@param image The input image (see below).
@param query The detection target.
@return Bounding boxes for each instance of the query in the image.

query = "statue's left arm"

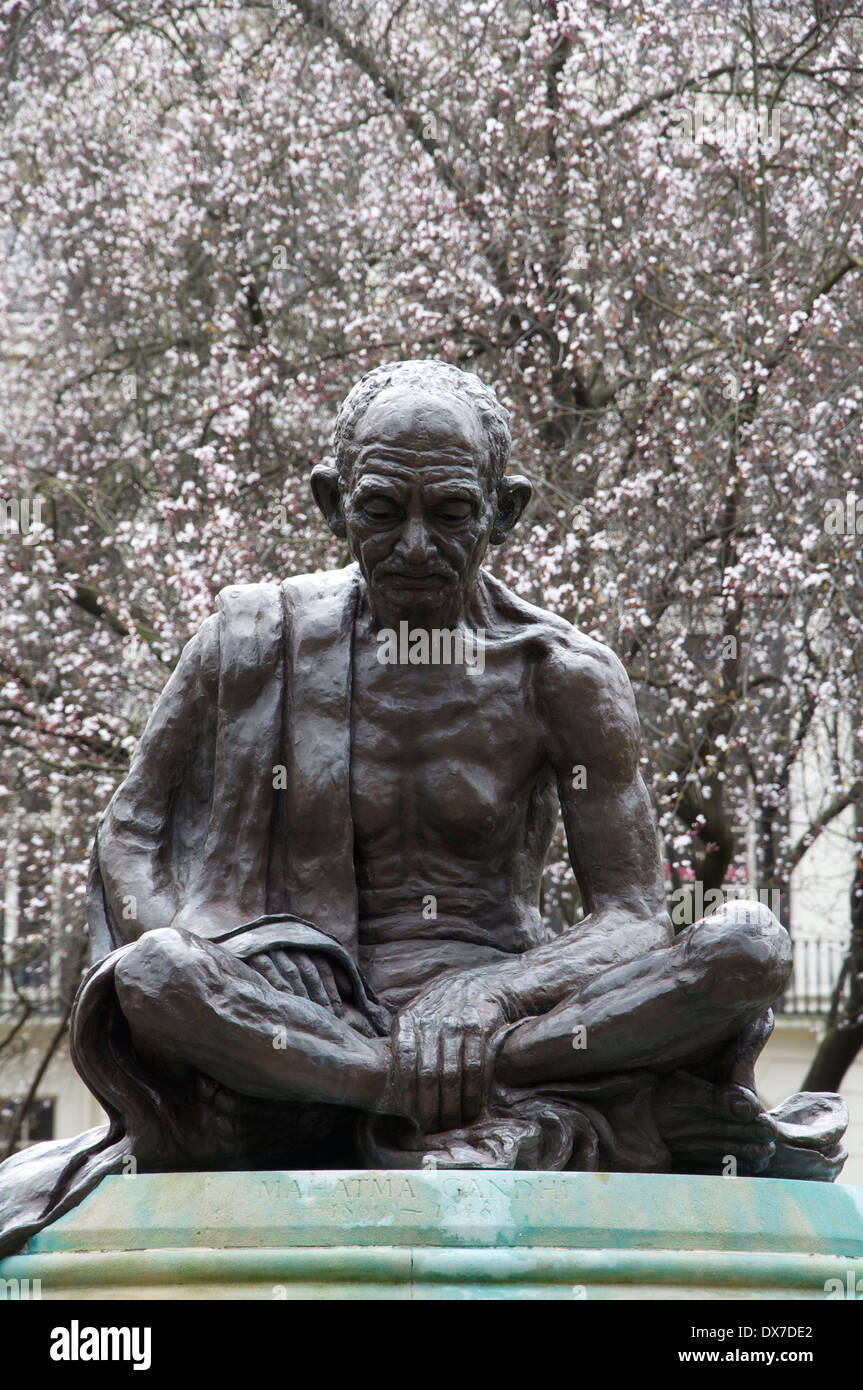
[390,630,674,1131]
[478,631,673,1015]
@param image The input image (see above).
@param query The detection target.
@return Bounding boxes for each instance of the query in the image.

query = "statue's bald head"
[332,359,512,487]
[310,361,531,622]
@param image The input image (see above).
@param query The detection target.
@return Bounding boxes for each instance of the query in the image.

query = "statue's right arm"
[96,613,225,942]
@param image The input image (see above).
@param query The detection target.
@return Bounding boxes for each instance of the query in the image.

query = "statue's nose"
[395,516,435,563]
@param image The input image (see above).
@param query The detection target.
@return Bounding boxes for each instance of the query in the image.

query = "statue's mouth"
[380,571,451,590]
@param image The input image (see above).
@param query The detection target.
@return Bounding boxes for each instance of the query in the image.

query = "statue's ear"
[310,463,347,539]
[490,474,532,544]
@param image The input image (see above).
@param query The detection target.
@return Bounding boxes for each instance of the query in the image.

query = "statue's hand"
[391,974,510,1134]
[249,948,345,1016]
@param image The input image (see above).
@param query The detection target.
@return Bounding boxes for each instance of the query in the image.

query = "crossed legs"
[114,901,791,1133]
[497,900,791,1085]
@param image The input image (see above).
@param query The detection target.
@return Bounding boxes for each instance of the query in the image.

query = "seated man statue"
[0,359,847,1256]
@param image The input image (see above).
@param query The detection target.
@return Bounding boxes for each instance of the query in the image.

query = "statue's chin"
[369,580,461,628]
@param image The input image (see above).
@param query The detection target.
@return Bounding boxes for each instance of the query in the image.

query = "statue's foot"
[758,1092,848,1182]
[655,1073,849,1180]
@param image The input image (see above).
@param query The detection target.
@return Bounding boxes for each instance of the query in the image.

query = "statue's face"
[342,386,496,624]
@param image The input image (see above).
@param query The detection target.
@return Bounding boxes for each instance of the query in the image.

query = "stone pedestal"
[2,1170,863,1299]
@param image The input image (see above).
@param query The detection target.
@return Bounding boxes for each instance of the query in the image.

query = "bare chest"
[349,631,546,848]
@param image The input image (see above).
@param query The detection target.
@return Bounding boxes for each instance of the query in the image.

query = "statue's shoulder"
[280,562,359,608]
[213,563,359,619]
[481,568,566,632]
[481,568,611,660]
[213,578,282,618]
[482,568,633,713]
[203,567,358,687]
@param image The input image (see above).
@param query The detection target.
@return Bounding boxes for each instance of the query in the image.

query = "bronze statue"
[0,360,847,1257]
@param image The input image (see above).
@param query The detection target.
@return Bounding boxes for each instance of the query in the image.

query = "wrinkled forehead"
[349,386,490,479]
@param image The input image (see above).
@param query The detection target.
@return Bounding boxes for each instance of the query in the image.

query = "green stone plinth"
[3,1170,863,1299]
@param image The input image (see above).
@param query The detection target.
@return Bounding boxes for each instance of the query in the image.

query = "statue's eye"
[361,497,400,522]
[436,501,472,524]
